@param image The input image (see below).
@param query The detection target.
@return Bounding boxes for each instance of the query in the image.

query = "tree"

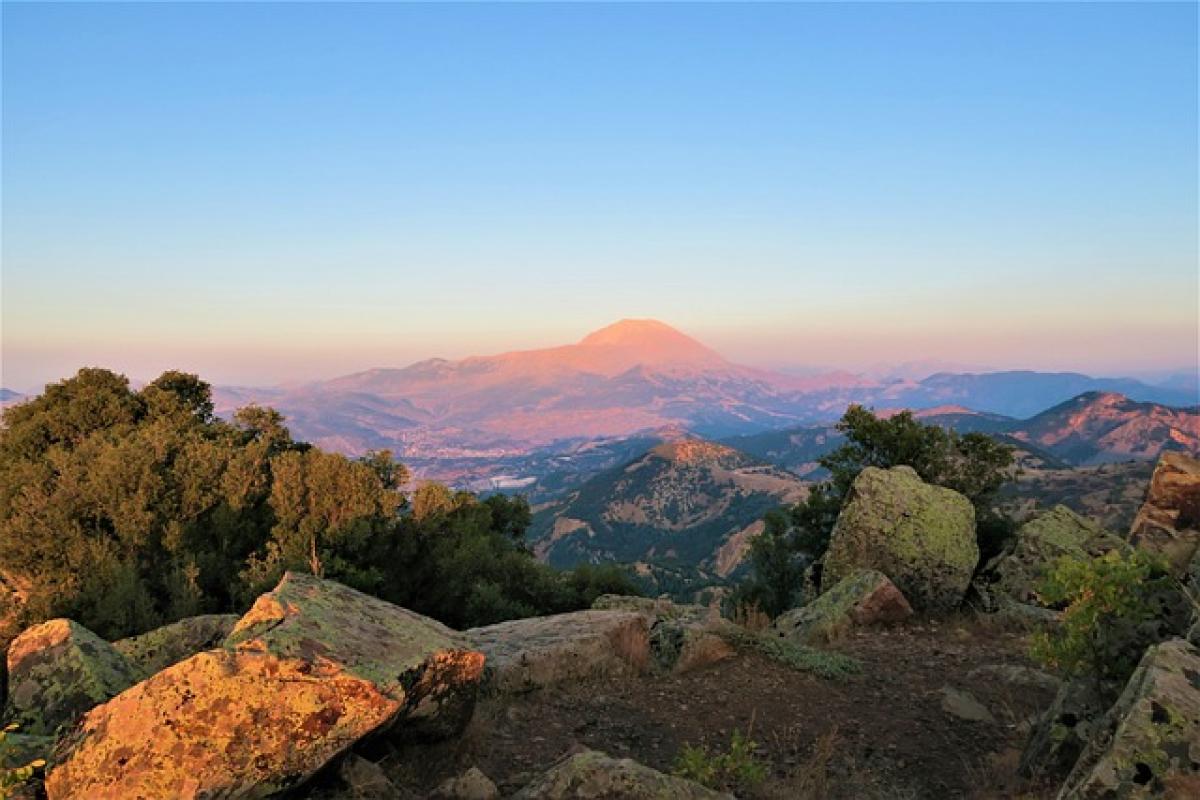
[736,405,1017,617]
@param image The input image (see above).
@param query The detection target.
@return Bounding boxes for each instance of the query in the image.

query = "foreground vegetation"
[0,369,637,642]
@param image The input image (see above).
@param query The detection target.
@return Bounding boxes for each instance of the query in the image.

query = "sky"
[3,1,1197,392]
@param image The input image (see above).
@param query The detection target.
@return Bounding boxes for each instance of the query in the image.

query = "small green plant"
[0,723,46,800]
[673,728,768,792]
[721,628,862,680]
[1031,549,1186,695]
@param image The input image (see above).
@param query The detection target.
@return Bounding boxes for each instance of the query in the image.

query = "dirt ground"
[355,617,1061,799]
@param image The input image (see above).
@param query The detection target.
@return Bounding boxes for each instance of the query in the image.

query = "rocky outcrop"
[514,749,732,799]
[467,610,649,694]
[1129,452,1200,575]
[982,506,1124,607]
[45,572,485,799]
[822,466,978,612]
[773,569,912,645]
[592,595,736,673]
[1058,639,1200,798]
[3,618,139,736]
[113,613,239,680]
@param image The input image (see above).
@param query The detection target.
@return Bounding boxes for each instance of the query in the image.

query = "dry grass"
[732,602,772,633]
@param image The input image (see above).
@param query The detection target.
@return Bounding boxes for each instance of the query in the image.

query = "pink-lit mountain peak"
[575,319,728,369]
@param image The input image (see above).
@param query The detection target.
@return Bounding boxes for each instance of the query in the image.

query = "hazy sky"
[3,2,1197,392]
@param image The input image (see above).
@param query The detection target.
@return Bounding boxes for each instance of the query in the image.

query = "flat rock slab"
[467,609,649,694]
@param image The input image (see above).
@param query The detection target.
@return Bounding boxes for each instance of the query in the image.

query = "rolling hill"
[528,438,806,577]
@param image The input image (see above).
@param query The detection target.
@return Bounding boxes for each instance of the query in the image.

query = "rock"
[1130,452,1200,575]
[3,618,139,736]
[430,766,500,799]
[822,466,978,612]
[1021,678,1115,780]
[967,664,1061,694]
[774,569,912,645]
[513,749,732,799]
[592,595,736,674]
[45,572,485,799]
[1058,639,1200,798]
[466,609,649,694]
[112,613,239,680]
[982,506,1124,606]
[337,754,397,799]
[941,686,996,723]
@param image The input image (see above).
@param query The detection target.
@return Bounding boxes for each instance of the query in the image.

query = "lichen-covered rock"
[514,749,732,799]
[774,569,912,645]
[1020,678,1116,780]
[1058,639,1200,798]
[822,466,978,612]
[3,618,138,736]
[982,506,1123,606]
[467,610,649,694]
[593,595,736,674]
[336,754,397,799]
[1129,452,1200,575]
[45,572,485,799]
[113,613,239,680]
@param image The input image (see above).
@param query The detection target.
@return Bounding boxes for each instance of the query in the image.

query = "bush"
[1031,549,1188,696]
[0,724,45,800]
[673,728,768,793]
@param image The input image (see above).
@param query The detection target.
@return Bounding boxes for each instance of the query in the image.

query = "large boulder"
[45,572,485,799]
[1058,639,1200,798]
[113,612,239,680]
[3,618,139,736]
[822,466,978,612]
[773,569,912,645]
[1129,452,1200,575]
[514,749,732,799]
[592,595,736,674]
[982,506,1124,606]
[467,609,649,694]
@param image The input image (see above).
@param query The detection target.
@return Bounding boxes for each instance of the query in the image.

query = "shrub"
[673,728,768,793]
[1031,549,1187,695]
[0,724,45,800]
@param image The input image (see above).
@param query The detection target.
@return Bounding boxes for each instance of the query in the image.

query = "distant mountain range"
[201,320,1193,469]
[726,392,1199,476]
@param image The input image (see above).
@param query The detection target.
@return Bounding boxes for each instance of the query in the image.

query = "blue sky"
[3,1,1196,390]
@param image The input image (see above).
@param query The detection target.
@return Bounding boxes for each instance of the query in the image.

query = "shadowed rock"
[514,749,732,799]
[467,609,649,694]
[981,505,1124,607]
[592,595,736,673]
[822,466,978,612]
[45,572,485,799]
[774,569,912,646]
[3,618,138,736]
[1058,638,1200,799]
[113,613,239,680]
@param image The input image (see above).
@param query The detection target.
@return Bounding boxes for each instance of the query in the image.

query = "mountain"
[0,389,26,410]
[207,320,1193,480]
[723,393,1195,473]
[1008,392,1200,466]
[528,438,806,577]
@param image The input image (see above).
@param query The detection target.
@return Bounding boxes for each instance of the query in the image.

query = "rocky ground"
[318,617,1057,799]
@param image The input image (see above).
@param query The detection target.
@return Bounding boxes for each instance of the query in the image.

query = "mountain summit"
[576,319,727,370]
